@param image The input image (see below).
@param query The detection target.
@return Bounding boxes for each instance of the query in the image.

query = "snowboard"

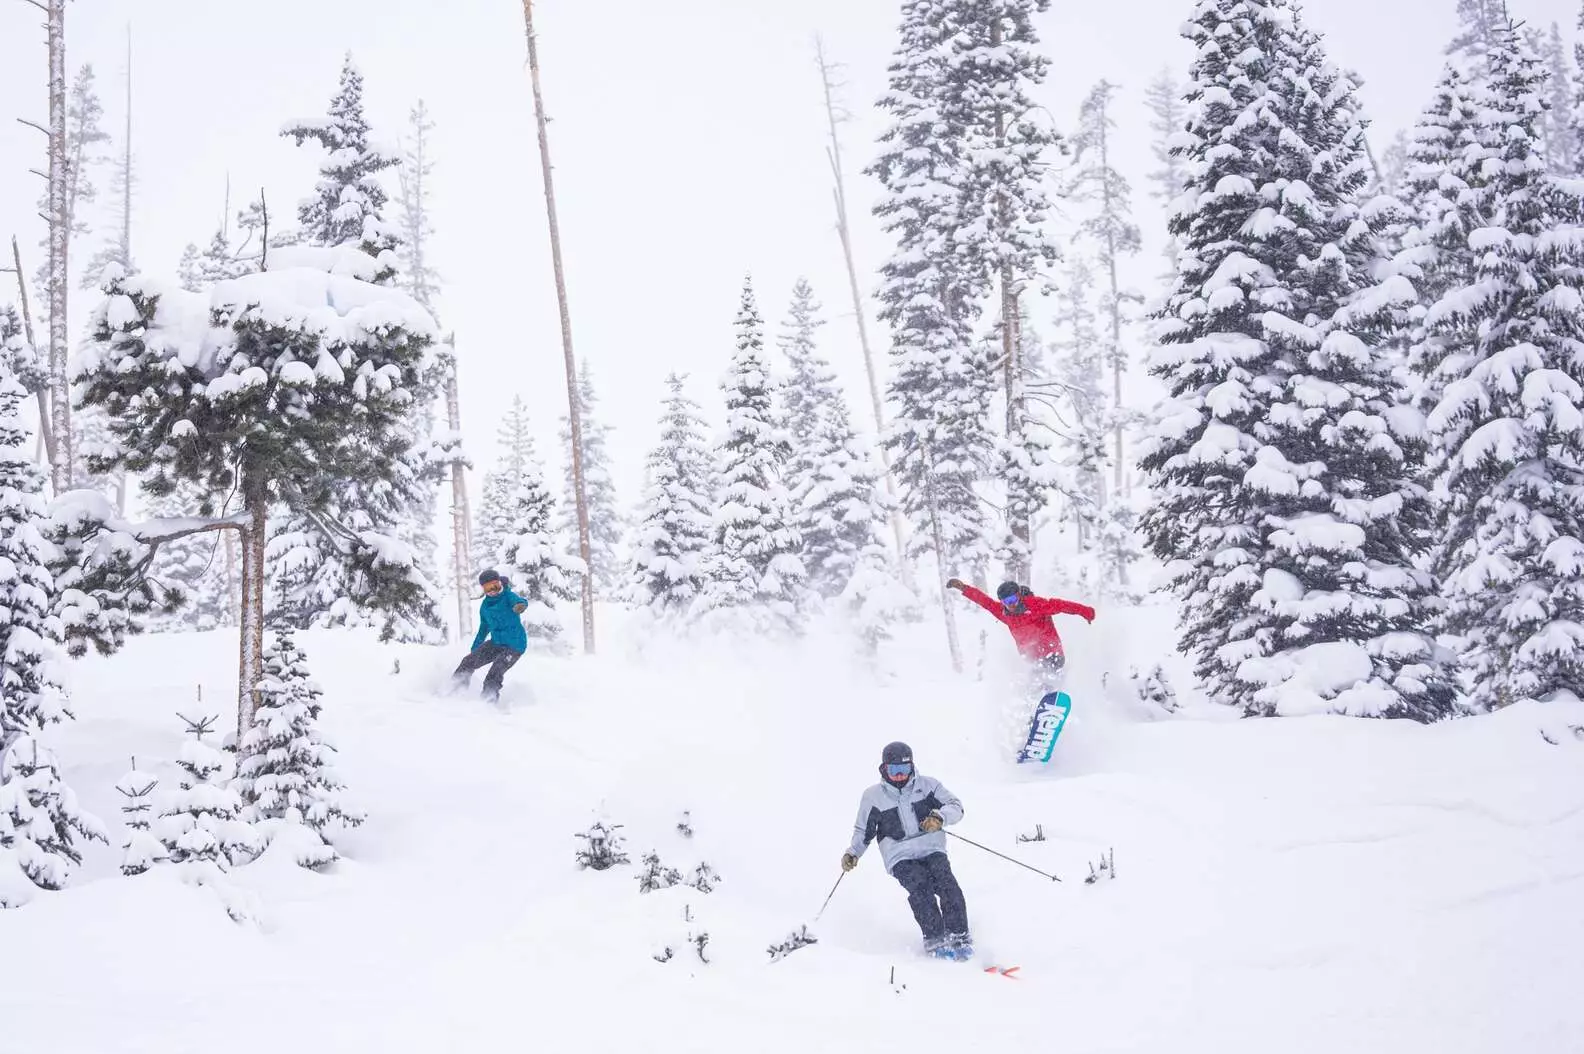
[1017,690,1072,764]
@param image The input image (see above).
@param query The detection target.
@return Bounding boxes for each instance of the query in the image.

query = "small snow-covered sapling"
[767,926,818,962]
[114,758,165,876]
[690,931,710,964]
[638,851,683,893]
[1016,824,1046,844]
[687,861,720,894]
[676,810,693,838]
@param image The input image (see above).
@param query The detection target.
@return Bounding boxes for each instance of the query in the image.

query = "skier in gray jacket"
[840,741,973,959]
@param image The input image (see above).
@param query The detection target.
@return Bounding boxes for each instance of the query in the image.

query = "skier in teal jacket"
[451,569,529,702]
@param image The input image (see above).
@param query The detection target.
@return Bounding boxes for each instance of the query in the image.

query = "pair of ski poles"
[814,831,1060,921]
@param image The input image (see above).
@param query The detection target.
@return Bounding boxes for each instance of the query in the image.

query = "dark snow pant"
[892,852,969,943]
[452,643,522,700]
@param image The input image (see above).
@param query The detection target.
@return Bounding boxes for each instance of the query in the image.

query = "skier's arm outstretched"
[945,579,1007,622]
[1023,595,1096,622]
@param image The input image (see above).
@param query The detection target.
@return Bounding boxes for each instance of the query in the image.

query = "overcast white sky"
[1,0,1578,515]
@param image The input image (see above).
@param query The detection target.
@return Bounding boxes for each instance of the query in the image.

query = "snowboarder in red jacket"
[947,579,1095,677]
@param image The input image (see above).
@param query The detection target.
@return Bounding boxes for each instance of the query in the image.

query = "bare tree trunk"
[222,529,238,628]
[1097,99,1126,501]
[923,469,963,674]
[815,37,909,569]
[5,235,55,468]
[44,0,72,492]
[236,487,267,746]
[522,0,595,655]
[446,349,474,640]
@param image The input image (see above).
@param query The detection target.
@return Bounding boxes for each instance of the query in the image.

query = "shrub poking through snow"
[768,926,818,962]
[1085,848,1116,885]
[575,821,629,871]
[1130,664,1180,714]
[236,631,364,869]
[638,851,684,893]
[115,760,165,876]
[688,862,720,894]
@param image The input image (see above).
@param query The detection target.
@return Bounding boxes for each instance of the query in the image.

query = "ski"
[983,966,1021,978]
[1017,690,1071,764]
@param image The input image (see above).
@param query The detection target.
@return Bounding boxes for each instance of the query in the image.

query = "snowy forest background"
[5,0,1584,898]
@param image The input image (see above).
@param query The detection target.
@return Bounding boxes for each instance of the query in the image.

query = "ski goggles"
[885,763,913,778]
[482,581,504,595]
[999,595,1020,608]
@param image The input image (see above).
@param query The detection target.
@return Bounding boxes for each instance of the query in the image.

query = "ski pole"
[813,871,845,921]
[947,831,1062,883]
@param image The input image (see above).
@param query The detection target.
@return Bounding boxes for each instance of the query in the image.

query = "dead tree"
[521,0,595,654]
[17,0,72,492]
[815,38,909,567]
[2,234,55,467]
[446,346,473,638]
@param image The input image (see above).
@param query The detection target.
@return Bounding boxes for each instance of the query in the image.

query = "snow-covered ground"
[4,603,1583,1054]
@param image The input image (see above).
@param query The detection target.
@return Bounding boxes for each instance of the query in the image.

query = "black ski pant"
[452,643,522,699]
[892,852,969,942]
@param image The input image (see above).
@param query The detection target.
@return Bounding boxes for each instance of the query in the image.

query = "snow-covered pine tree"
[1140,0,1452,720]
[282,54,401,278]
[156,714,256,868]
[0,358,104,897]
[777,277,835,504]
[237,632,362,869]
[81,44,134,292]
[114,761,164,876]
[1447,0,1509,73]
[557,362,622,595]
[1047,254,1107,548]
[0,306,45,396]
[695,278,806,632]
[1539,23,1578,175]
[628,374,715,616]
[500,453,582,649]
[869,1,997,660]
[1418,24,1584,711]
[396,100,441,310]
[1375,129,1412,198]
[473,396,536,566]
[944,0,1061,579]
[1071,79,1143,505]
[1145,68,1189,272]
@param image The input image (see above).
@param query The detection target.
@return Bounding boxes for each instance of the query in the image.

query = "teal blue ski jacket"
[472,587,529,654]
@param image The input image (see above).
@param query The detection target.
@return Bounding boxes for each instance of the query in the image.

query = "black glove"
[840,852,859,872]
[920,811,944,834]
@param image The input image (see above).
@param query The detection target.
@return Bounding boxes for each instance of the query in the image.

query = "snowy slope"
[4,603,1582,1054]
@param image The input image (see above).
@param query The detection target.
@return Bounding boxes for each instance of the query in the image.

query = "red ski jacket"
[959,586,1095,662]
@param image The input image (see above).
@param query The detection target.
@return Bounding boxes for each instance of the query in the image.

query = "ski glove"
[920,811,944,834]
[840,852,859,872]
[946,578,965,591]
[513,603,527,614]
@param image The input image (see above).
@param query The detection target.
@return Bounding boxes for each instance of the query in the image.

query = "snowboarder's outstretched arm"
[1022,595,1096,622]
[947,580,1007,622]
[505,589,529,616]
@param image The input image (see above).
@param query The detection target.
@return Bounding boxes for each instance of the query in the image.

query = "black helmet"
[996,580,1022,601]
[478,568,502,587]
[879,741,915,787]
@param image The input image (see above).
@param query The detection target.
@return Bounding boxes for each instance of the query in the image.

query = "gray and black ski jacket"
[848,775,963,874]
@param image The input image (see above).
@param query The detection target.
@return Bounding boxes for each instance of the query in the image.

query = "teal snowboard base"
[1017,691,1072,764]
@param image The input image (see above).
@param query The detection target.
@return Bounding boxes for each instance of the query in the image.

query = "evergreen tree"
[869,0,997,603]
[557,362,623,595]
[1447,0,1507,72]
[156,715,256,868]
[1049,255,1107,548]
[0,361,104,897]
[1540,23,1577,175]
[395,100,441,310]
[281,54,400,279]
[946,0,1061,577]
[500,458,582,648]
[1071,78,1143,518]
[141,481,234,632]
[473,396,537,566]
[114,762,164,876]
[1145,68,1190,272]
[237,632,363,869]
[0,306,44,396]
[803,399,894,600]
[695,279,806,631]
[628,374,715,615]
[1141,0,1451,720]
[1375,129,1412,198]
[1419,25,1584,710]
